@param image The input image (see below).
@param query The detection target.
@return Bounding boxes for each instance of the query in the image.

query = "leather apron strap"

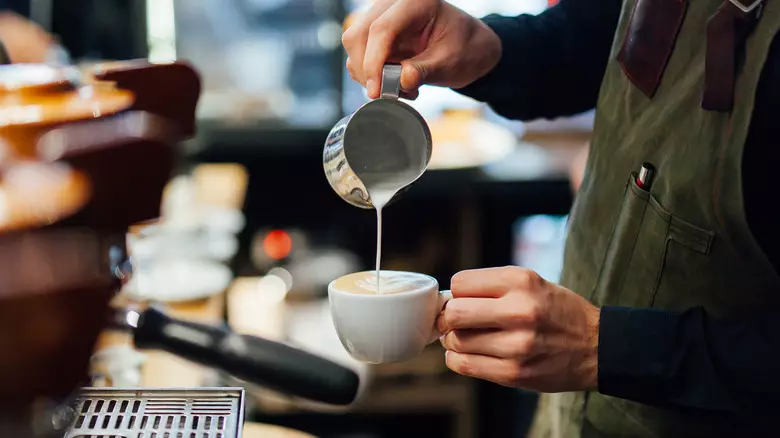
[703,0,764,111]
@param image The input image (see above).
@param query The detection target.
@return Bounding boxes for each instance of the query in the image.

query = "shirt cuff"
[598,306,681,400]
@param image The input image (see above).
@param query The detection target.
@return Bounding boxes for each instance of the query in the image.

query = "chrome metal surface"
[108,306,142,331]
[109,244,133,284]
[324,64,432,209]
[64,387,245,438]
[380,64,402,99]
[638,163,655,189]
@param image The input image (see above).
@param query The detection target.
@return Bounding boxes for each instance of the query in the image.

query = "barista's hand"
[342,0,501,99]
[0,12,54,63]
[437,266,600,392]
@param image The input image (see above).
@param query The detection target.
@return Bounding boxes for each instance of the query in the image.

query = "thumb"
[399,60,427,95]
[399,45,448,94]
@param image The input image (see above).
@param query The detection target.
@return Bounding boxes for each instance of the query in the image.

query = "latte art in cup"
[328,270,452,363]
[331,270,437,295]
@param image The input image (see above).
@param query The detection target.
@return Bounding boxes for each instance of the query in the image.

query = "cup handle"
[428,290,453,344]
[380,64,402,100]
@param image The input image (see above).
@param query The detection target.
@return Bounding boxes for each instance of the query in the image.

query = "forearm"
[455,0,621,121]
[599,306,780,424]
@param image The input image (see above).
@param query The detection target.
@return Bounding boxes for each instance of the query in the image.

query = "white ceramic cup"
[328,271,452,364]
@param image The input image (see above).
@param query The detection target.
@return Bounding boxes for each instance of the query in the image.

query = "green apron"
[529,0,780,436]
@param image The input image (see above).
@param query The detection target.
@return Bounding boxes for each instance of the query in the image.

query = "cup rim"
[328,270,438,299]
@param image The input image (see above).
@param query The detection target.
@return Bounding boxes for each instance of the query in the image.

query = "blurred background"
[11,0,592,436]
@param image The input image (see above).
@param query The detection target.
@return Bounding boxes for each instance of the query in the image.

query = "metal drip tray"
[65,388,245,438]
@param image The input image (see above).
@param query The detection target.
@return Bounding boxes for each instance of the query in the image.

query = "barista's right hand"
[342,0,502,99]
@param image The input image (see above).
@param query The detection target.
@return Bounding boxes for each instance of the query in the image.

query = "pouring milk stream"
[323,64,432,292]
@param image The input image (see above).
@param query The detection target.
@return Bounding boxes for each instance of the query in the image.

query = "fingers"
[445,351,523,387]
[346,57,359,83]
[451,266,545,299]
[347,57,421,99]
[342,1,392,88]
[436,297,504,333]
[400,60,426,94]
[363,2,406,97]
[400,88,420,100]
[341,1,393,90]
[399,41,453,91]
[440,329,535,358]
[362,1,431,98]
[343,0,441,98]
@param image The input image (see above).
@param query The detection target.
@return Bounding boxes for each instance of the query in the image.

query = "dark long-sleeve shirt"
[456,0,780,426]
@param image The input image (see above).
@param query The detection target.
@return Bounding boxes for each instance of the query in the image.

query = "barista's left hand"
[437,266,600,392]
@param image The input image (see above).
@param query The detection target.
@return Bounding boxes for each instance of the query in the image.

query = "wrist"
[452,16,510,97]
[581,304,601,391]
[472,20,502,83]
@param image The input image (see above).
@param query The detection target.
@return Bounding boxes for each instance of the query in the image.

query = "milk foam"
[332,270,436,295]
[370,187,397,289]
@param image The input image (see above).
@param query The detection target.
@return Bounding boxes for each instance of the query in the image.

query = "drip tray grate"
[64,388,245,438]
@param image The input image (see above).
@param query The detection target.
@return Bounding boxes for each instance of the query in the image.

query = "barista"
[343,0,780,436]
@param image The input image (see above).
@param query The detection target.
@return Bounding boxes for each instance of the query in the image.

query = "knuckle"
[443,305,464,329]
[511,333,536,356]
[341,29,353,46]
[504,300,542,326]
[345,59,358,80]
[526,302,543,324]
[519,268,542,288]
[341,24,362,45]
[368,18,388,36]
[447,331,464,353]
[516,300,542,325]
[408,60,427,83]
[505,364,528,385]
[501,266,545,290]
[449,354,477,377]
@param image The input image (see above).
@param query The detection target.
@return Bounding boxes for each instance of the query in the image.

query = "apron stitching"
[588,177,633,302]
[650,228,674,307]
[711,122,730,242]
[615,192,652,301]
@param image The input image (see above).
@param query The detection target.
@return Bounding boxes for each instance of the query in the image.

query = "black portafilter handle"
[131,307,360,406]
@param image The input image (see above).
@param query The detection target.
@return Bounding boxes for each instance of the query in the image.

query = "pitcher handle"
[380,64,402,99]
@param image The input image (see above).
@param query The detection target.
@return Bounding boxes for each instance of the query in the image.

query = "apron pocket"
[618,0,688,98]
[647,197,714,309]
[593,172,713,308]
[592,173,651,305]
[621,178,714,307]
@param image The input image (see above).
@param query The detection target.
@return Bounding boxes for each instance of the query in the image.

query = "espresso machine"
[0,61,359,438]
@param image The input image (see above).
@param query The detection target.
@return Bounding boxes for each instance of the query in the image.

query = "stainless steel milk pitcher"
[324,64,432,209]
